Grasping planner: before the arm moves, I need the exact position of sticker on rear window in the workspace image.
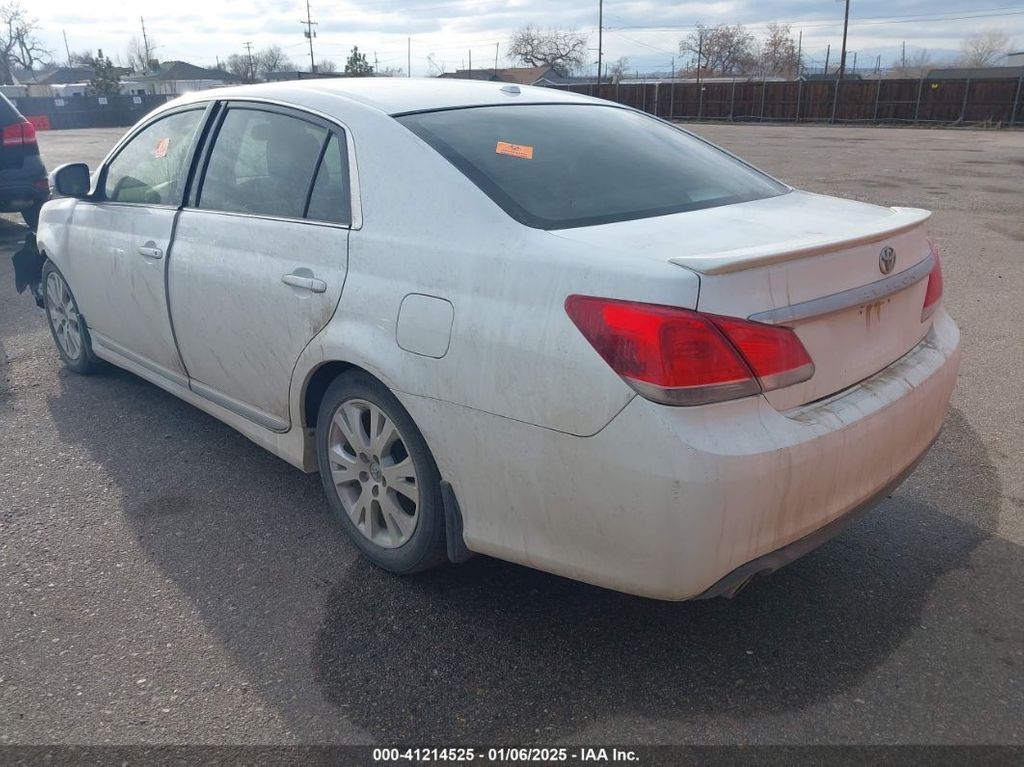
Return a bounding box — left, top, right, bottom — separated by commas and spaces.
154, 137, 170, 158
495, 141, 533, 160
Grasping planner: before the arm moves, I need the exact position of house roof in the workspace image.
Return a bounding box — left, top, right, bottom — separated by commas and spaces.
129, 61, 243, 82
925, 66, 1024, 80
437, 65, 568, 86
36, 67, 96, 84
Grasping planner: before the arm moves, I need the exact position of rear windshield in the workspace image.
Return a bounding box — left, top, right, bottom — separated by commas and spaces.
397, 104, 788, 230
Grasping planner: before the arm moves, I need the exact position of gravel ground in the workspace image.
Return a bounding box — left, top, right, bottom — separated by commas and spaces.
0, 124, 1021, 745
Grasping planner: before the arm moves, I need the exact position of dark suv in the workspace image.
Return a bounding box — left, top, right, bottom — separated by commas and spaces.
0, 93, 47, 230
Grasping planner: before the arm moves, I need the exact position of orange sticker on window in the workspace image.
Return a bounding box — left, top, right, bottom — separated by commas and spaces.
154, 137, 170, 158
496, 141, 534, 160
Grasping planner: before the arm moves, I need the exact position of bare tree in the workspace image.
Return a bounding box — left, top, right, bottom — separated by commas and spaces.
956, 30, 1012, 67
225, 53, 254, 82
607, 56, 629, 83
680, 24, 756, 77
317, 58, 337, 74
379, 66, 404, 77
256, 45, 293, 78
125, 35, 158, 73
0, 1, 49, 84
758, 23, 799, 78
889, 48, 934, 78
508, 25, 588, 74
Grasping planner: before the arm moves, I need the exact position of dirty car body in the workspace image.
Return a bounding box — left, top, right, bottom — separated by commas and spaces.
35, 80, 960, 600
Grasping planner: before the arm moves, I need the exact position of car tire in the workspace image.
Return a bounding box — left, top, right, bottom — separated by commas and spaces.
41, 261, 100, 375
22, 201, 42, 232
316, 371, 447, 574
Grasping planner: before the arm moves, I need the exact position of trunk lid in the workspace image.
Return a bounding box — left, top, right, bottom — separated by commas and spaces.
551, 191, 936, 410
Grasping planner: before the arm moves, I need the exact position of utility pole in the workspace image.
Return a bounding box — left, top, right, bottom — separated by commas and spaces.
300, 0, 318, 73
851, 51, 857, 75
494, 42, 499, 72
374, 52, 379, 74
696, 26, 704, 118
244, 41, 255, 82
901, 41, 906, 70
63, 30, 72, 65
407, 37, 411, 77
468, 49, 472, 78
824, 44, 831, 75
797, 30, 803, 78
596, 0, 604, 86
140, 16, 152, 71
837, 0, 851, 80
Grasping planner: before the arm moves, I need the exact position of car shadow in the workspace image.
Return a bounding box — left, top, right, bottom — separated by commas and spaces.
46, 365, 1010, 743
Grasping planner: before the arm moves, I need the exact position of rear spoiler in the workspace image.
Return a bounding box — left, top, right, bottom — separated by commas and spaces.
669, 207, 932, 275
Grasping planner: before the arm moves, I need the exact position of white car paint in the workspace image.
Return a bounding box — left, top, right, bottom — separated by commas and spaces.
36, 79, 960, 600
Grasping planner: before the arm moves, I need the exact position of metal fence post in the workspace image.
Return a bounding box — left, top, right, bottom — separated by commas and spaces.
959, 79, 971, 123
914, 76, 925, 123
759, 77, 767, 121
697, 81, 704, 120
830, 79, 839, 123
873, 78, 882, 122
669, 82, 675, 121
1011, 76, 1022, 126
795, 79, 802, 123
642, 83, 647, 113
653, 82, 660, 116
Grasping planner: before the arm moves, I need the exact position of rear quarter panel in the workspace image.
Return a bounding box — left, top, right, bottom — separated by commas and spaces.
290, 104, 702, 437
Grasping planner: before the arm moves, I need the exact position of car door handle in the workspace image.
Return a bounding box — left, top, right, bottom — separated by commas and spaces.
281, 273, 327, 293
137, 243, 163, 259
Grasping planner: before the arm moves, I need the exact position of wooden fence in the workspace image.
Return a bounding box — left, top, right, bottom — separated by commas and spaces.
548, 77, 1024, 126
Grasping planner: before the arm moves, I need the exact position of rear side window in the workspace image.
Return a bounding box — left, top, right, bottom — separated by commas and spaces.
198, 108, 327, 220
0, 93, 23, 124
398, 104, 788, 230
104, 110, 204, 205
306, 133, 351, 225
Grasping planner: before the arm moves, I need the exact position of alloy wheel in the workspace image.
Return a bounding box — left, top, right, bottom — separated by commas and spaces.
45, 271, 83, 361
327, 398, 420, 548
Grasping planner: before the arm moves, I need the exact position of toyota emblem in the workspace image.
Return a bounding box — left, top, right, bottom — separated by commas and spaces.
879, 246, 896, 275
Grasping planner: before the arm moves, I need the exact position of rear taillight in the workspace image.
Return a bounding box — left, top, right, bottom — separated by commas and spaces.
565, 295, 814, 406
921, 241, 943, 321
2, 120, 36, 147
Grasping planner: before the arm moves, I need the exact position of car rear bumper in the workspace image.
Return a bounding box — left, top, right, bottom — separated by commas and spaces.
0, 156, 48, 211
404, 309, 961, 600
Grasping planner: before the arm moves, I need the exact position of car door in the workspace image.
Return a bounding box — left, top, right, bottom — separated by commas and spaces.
66, 106, 209, 383
167, 102, 351, 431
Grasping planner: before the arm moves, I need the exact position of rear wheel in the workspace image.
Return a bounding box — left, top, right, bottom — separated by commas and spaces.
42, 262, 99, 375
316, 372, 447, 573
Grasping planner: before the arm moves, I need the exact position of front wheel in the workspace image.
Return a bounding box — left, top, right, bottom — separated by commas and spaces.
316, 372, 447, 574
41, 261, 100, 375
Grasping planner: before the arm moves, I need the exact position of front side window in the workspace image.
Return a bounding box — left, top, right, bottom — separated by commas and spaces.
104, 109, 205, 205
398, 104, 788, 230
197, 108, 328, 220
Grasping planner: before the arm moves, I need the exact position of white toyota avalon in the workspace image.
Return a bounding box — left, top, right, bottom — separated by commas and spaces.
36, 79, 960, 600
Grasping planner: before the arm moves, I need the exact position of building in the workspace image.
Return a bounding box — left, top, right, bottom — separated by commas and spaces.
925, 66, 1024, 80
120, 61, 242, 96
1007, 52, 1024, 67
437, 65, 569, 86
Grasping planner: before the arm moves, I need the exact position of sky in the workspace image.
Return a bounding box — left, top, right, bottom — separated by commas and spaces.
33, 1, 1024, 77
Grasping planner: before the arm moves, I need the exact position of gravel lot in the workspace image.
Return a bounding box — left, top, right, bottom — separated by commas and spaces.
1, 124, 1022, 745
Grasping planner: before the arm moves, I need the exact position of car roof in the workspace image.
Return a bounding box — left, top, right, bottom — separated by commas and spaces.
174, 77, 610, 117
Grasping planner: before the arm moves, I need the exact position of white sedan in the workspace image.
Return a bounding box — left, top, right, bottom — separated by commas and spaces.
37, 79, 960, 600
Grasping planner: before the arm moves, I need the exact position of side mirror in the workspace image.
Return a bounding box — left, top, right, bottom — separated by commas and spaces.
49, 163, 92, 198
